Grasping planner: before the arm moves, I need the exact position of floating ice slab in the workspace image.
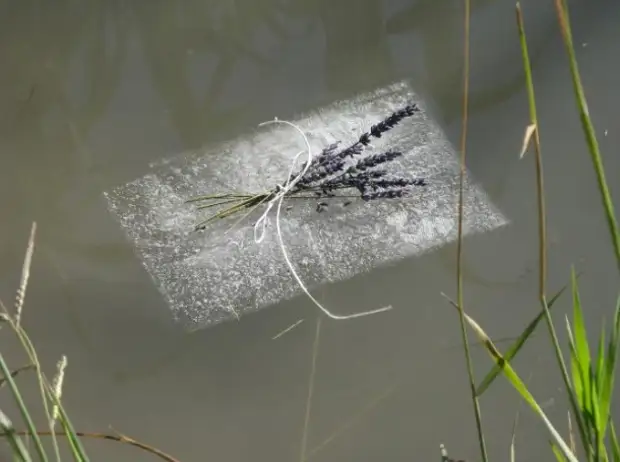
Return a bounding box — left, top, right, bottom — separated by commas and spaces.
104, 81, 508, 331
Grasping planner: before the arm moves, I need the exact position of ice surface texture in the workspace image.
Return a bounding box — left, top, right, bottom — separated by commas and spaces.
104, 81, 508, 331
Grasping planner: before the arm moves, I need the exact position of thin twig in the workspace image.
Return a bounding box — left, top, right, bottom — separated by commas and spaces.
2, 430, 180, 462
300, 317, 321, 462
272, 319, 304, 340
306, 382, 398, 460
0, 364, 35, 388
454, 1, 489, 461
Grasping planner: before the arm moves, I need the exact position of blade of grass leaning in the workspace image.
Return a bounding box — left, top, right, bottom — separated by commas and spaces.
610, 421, 620, 462
3, 315, 80, 461
553, 0, 620, 272
600, 296, 620, 438
15, 328, 62, 462
510, 384, 525, 462
568, 411, 577, 454
566, 315, 592, 448
0, 353, 48, 462
476, 282, 568, 396
588, 368, 604, 461
11, 223, 63, 460
0, 408, 33, 462
571, 268, 591, 411
445, 295, 579, 462
47, 394, 90, 462
3, 315, 74, 462
572, 269, 591, 390
595, 320, 607, 419
454, 1, 489, 461
516, 4, 589, 450
551, 441, 569, 462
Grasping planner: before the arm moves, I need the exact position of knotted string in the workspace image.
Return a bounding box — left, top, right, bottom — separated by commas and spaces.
253, 118, 393, 320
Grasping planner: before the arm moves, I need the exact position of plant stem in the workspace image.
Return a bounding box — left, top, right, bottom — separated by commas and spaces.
2, 430, 180, 462
455, 1, 489, 461
553, 0, 620, 273
517, 2, 590, 458
0, 354, 48, 462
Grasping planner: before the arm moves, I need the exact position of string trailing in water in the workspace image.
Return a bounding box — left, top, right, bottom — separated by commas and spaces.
188, 104, 427, 231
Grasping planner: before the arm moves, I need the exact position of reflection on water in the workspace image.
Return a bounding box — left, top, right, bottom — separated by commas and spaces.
0, 0, 619, 461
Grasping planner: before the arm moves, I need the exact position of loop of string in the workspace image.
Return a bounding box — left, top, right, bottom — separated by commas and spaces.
253, 118, 393, 320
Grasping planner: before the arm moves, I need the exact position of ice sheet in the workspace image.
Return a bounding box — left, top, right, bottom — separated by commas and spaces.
104, 81, 508, 331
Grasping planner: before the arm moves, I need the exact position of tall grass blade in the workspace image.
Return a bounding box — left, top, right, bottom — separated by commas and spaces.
517, 4, 590, 451
588, 368, 604, 461
0, 408, 32, 462
601, 296, 620, 438
510, 391, 524, 462
553, 0, 620, 272
552, 441, 569, 462
453, 1, 489, 461
572, 269, 591, 388
566, 316, 594, 455
571, 269, 591, 413
566, 317, 586, 415
476, 283, 567, 396
444, 294, 579, 462
610, 421, 620, 462
469, 315, 578, 462
51, 397, 90, 462
595, 321, 607, 419
0, 354, 48, 462
568, 411, 577, 454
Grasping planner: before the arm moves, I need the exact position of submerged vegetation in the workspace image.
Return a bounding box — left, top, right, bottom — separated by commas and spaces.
0, 0, 618, 461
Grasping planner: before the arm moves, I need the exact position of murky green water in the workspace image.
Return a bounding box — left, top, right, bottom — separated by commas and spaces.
1, 0, 618, 461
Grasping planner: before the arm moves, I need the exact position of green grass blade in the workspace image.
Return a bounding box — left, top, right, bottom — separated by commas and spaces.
596, 321, 608, 436
596, 321, 606, 401
518, 5, 590, 451
476, 283, 568, 396
0, 408, 33, 462
589, 369, 602, 459
610, 421, 620, 462
452, 306, 579, 462
497, 351, 578, 462
453, 1, 489, 461
551, 440, 569, 462
571, 269, 592, 414
553, 0, 620, 272
572, 269, 591, 379
51, 398, 90, 462
0, 354, 48, 462
600, 297, 620, 439
566, 318, 587, 418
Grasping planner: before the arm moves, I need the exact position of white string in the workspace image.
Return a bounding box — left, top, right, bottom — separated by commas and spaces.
254, 118, 393, 320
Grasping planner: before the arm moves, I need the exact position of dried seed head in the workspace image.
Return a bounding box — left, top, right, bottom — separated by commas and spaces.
361, 189, 406, 201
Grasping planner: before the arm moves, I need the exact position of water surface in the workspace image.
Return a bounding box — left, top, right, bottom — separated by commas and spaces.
1, 1, 619, 461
